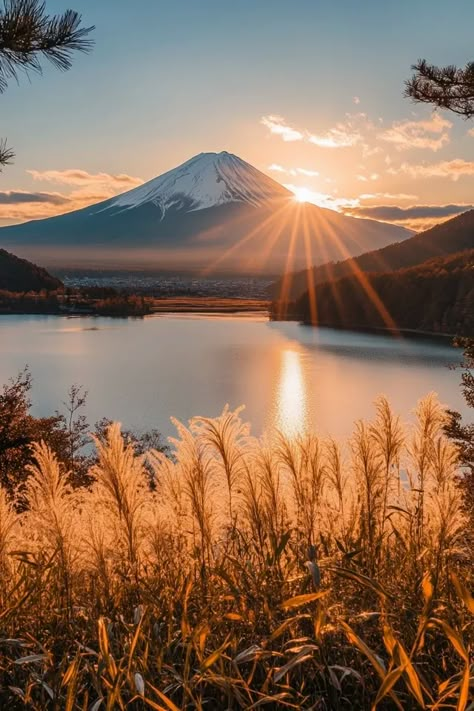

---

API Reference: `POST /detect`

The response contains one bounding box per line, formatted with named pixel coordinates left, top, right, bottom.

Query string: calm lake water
left=0, top=313, right=468, bottom=441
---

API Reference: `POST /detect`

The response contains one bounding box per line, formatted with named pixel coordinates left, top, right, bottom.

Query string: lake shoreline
left=0, top=298, right=458, bottom=343
left=0, top=296, right=270, bottom=317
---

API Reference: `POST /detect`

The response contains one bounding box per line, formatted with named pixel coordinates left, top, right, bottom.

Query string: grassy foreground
left=0, top=396, right=473, bottom=709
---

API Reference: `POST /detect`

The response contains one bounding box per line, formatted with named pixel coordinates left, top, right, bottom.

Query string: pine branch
left=0, top=1, right=94, bottom=170
left=405, top=59, right=474, bottom=118
left=0, top=0, right=94, bottom=92
left=0, top=137, right=14, bottom=168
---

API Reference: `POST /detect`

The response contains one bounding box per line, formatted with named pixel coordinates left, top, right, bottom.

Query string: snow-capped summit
left=109, top=151, right=290, bottom=217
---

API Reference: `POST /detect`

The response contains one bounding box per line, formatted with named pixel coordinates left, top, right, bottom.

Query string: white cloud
left=296, top=168, right=320, bottom=177
left=308, top=112, right=375, bottom=148
left=308, top=123, right=362, bottom=148
left=396, top=158, right=474, bottom=181
left=359, top=192, right=419, bottom=201
left=362, top=144, right=382, bottom=157
left=260, top=115, right=304, bottom=142
left=268, top=163, right=286, bottom=173
left=268, top=164, right=319, bottom=177
left=261, top=112, right=370, bottom=149
left=28, top=168, right=143, bottom=188
left=379, top=113, right=452, bottom=152
left=356, top=173, right=378, bottom=182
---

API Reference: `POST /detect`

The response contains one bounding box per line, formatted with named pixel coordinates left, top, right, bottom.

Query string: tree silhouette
left=0, top=0, right=94, bottom=167
left=406, top=59, right=474, bottom=117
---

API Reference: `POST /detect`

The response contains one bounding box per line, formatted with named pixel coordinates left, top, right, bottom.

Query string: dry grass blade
left=201, top=639, right=230, bottom=671
left=234, top=645, right=266, bottom=664
left=429, top=619, right=469, bottom=662
left=274, top=650, right=314, bottom=682
left=223, top=612, right=243, bottom=621
left=372, top=664, right=406, bottom=710
left=396, top=642, right=427, bottom=708
left=63, top=655, right=81, bottom=711
left=13, top=653, right=47, bottom=664
left=127, top=610, right=147, bottom=675
left=270, top=615, right=311, bottom=641
left=327, top=566, right=392, bottom=601
left=422, top=573, right=434, bottom=604
left=340, top=622, right=404, bottom=710
left=280, top=591, right=328, bottom=609
left=451, top=573, right=474, bottom=615
left=147, top=683, right=181, bottom=711
left=456, top=664, right=471, bottom=711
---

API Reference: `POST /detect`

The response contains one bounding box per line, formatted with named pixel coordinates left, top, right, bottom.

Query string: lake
left=0, top=313, right=468, bottom=441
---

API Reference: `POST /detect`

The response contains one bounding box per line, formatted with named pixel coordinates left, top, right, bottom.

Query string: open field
left=149, top=297, right=270, bottom=314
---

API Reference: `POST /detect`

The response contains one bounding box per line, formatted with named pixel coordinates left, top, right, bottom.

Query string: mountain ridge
left=0, top=151, right=413, bottom=274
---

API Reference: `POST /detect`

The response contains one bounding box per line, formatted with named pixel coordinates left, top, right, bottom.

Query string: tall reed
left=0, top=395, right=471, bottom=710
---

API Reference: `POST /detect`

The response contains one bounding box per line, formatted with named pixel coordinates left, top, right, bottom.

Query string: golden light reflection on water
left=274, top=348, right=308, bottom=438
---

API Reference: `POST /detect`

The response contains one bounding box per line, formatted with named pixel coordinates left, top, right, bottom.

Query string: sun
left=291, top=186, right=313, bottom=203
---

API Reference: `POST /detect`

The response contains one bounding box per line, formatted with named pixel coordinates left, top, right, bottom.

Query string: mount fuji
left=0, top=151, right=413, bottom=273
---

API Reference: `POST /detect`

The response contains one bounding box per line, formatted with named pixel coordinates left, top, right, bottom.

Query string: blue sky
left=1, top=0, right=474, bottom=229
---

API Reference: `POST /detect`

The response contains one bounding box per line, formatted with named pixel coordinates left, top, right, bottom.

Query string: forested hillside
left=0, top=249, right=62, bottom=292
left=283, top=249, right=473, bottom=336
left=274, top=209, right=474, bottom=300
